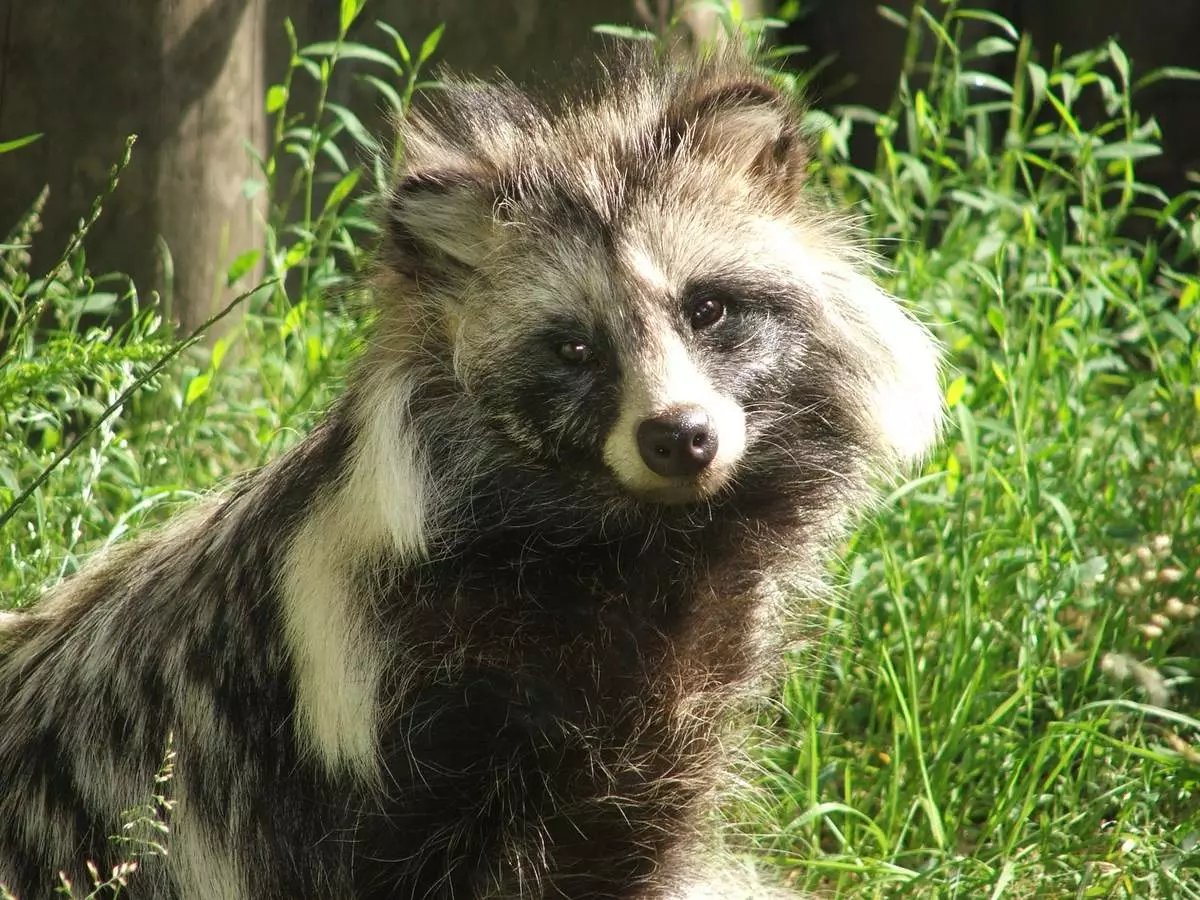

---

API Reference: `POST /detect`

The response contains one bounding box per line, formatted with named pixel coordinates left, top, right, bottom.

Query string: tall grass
left=1, top=1, right=1197, bottom=898
left=736, top=4, right=1200, bottom=897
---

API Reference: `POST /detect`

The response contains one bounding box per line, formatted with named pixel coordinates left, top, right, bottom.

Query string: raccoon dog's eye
left=689, top=295, right=726, bottom=330
left=556, top=340, right=594, bottom=365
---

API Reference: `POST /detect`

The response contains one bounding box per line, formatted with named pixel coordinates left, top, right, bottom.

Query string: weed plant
left=734, top=3, right=1200, bottom=897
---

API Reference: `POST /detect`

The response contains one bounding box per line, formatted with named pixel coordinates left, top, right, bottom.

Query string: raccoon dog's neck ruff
left=0, top=48, right=942, bottom=900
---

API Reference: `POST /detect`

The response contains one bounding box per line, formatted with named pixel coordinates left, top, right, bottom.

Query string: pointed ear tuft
left=663, top=77, right=808, bottom=204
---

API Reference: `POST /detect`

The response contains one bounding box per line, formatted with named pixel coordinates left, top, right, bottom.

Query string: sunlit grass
left=1, top=2, right=1197, bottom=898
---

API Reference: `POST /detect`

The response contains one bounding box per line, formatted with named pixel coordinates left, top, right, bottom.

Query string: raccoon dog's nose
left=636, top=407, right=719, bottom=478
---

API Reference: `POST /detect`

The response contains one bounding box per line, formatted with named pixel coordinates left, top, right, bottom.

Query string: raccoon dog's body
left=0, top=51, right=941, bottom=899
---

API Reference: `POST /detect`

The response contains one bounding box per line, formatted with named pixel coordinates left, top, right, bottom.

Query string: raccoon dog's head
left=380, top=51, right=942, bottom=516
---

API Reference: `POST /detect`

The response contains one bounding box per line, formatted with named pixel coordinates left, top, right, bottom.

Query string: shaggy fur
left=0, top=50, right=942, bottom=899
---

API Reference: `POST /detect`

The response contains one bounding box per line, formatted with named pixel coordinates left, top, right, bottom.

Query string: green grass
left=735, top=5, right=1200, bottom=897
left=2, top=1, right=1198, bottom=898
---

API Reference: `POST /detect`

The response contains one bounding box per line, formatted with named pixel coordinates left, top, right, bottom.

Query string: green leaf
left=1156, top=310, right=1192, bottom=344
left=284, top=242, right=309, bottom=269
left=1108, top=40, right=1130, bottom=88
left=0, top=133, right=43, bottom=154
left=281, top=301, right=306, bottom=338
left=953, top=8, right=1019, bottom=39
left=266, top=84, right=288, bottom=114
left=945, top=376, right=968, bottom=409
left=326, top=102, right=379, bottom=154
left=317, top=138, right=350, bottom=174
left=185, top=371, right=212, bottom=406
left=985, top=305, right=1006, bottom=338
left=339, top=0, right=362, bottom=37
left=944, top=450, right=960, bottom=497
left=876, top=5, right=908, bottom=28
left=226, top=249, right=262, bottom=286
left=322, top=170, right=362, bottom=216
left=418, top=24, right=445, bottom=66
left=1027, top=62, right=1048, bottom=108
left=359, top=73, right=405, bottom=117
left=1042, top=491, right=1077, bottom=545
left=78, top=293, right=119, bottom=314
left=211, top=337, right=229, bottom=371
left=962, top=71, right=1013, bottom=96
left=296, top=57, right=322, bottom=81
left=971, top=37, right=1014, bottom=58
left=591, top=24, right=658, bottom=41
left=301, top=41, right=402, bottom=74
left=1092, top=141, right=1162, bottom=161
left=1134, top=65, right=1200, bottom=91
left=376, top=21, right=411, bottom=68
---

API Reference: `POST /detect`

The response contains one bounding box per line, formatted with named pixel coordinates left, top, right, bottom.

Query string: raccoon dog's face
left=383, top=54, right=942, bottom=511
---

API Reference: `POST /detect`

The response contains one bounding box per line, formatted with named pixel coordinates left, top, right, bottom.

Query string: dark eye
left=689, top=295, right=726, bottom=330
left=556, top=339, right=593, bottom=365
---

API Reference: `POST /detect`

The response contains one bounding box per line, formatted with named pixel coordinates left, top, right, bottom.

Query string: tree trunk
left=0, top=0, right=266, bottom=337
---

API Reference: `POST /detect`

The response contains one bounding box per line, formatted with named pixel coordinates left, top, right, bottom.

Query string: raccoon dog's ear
left=386, top=164, right=497, bottom=274
left=386, top=80, right=540, bottom=275
left=664, top=77, right=808, bottom=205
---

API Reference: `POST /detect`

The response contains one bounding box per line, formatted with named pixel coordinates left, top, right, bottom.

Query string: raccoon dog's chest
left=357, top=537, right=735, bottom=896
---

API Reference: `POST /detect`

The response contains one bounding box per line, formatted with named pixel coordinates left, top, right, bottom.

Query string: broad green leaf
left=226, top=249, right=262, bottom=286
left=266, top=84, right=288, bottom=114
left=185, top=371, right=212, bottom=406
left=985, top=306, right=1006, bottom=339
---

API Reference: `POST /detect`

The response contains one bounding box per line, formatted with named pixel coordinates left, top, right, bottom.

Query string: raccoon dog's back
left=0, top=48, right=941, bottom=900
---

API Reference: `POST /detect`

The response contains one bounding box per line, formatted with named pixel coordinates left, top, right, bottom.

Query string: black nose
left=636, top=407, right=719, bottom=478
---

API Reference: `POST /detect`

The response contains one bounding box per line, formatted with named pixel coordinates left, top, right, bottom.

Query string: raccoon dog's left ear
left=664, top=77, right=808, bottom=205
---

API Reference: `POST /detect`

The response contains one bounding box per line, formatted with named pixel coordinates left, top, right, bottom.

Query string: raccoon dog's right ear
left=386, top=164, right=498, bottom=274
left=386, top=80, right=541, bottom=276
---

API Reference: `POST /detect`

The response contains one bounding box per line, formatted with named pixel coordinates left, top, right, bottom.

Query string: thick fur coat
left=0, top=51, right=942, bottom=899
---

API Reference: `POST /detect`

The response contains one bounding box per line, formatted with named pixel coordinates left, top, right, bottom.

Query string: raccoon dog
left=0, top=49, right=942, bottom=900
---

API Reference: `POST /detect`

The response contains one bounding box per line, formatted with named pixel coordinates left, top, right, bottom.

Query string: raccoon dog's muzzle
left=603, top=332, right=747, bottom=504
